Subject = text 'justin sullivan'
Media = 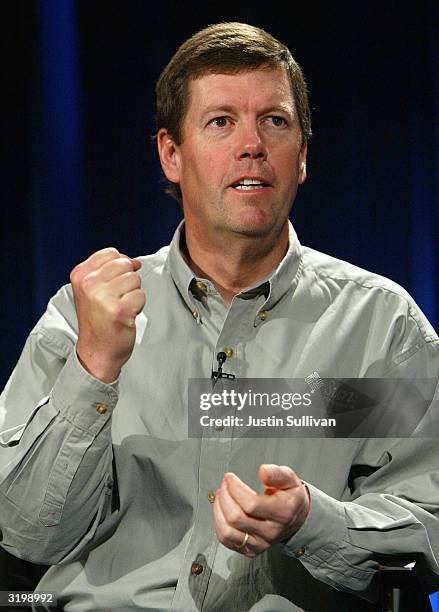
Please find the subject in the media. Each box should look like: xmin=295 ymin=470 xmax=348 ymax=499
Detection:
xmin=199 ymin=415 xmax=337 ymax=428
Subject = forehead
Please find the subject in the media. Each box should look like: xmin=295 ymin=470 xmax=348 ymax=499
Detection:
xmin=186 ymin=67 xmax=295 ymax=114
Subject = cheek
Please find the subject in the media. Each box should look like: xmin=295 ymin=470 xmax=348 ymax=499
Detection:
xmin=203 ymin=152 xmax=224 ymax=177
xmin=277 ymin=152 xmax=302 ymax=182
xmin=192 ymin=157 xmax=224 ymax=192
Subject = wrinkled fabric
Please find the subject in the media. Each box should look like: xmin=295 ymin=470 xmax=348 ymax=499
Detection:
xmin=0 ymin=223 xmax=438 ymax=611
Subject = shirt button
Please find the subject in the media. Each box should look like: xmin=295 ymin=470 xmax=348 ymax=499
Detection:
xmin=196 ymin=280 xmax=207 ymax=292
xmin=191 ymin=309 xmax=199 ymax=319
xmin=214 ymin=423 xmax=224 ymax=432
xmin=191 ymin=562 xmax=204 ymax=576
xmin=258 ymin=310 xmax=268 ymax=321
xmin=295 ymin=546 xmax=306 ymax=557
xmin=95 ymin=403 xmax=108 ymax=414
xmin=223 ymin=347 xmax=234 ymax=358
xmin=207 ymin=490 xmax=216 ymax=503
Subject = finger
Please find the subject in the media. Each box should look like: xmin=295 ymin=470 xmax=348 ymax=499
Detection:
xmin=224 ymin=472 xmax=268 ymax=519
xmin=120 ymin=289 xmax=146 ymax=317
xmin=259 ymin=464 xmax=301 ymax=491
xmin=218 ymin=478 xmax=279 ymax=543
xmin=71 ymin=249 xmax=126 ymax=286
xmin=79 ymin=248 xmax=122 ymax=274
xmin=98 ymin=256 xmax=138 ymax=282
xmin=223 ymin=472 xmax=258 ymax=501
xmin=213 ymin=492 xmax=258 ymax=557
xmin=217 ymin=478 xmax=264 ymax=532
xmin=225 ymin=472 xmax=301 ymax=523
xmin=107 ymin=271 xmax=141 ymax=297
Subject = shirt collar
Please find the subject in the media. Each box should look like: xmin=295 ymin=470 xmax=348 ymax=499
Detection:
xmin=166 ymin=220 xmax=303 ymax=313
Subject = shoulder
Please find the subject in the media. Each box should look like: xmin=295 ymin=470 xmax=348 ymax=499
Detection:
xmin=302 ymin=245 xmax=409 ymax=295
xmin=299 ymin=245 xmax=437 ymax=344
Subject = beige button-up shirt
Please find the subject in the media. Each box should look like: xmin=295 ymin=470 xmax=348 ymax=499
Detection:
xmin=0 ymin=223 xmax=438 ymax=611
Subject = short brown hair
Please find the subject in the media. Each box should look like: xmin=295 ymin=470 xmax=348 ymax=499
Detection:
xmin=155 ymin=22 xmax=312 ymax=202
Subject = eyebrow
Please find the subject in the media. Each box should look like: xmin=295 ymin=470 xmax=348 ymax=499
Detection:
xmin=200 ymin=103 xmax=295 ymax=119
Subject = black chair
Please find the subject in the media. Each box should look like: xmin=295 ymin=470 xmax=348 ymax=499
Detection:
xmin=378 ymin=563 xmax=433 ymax=611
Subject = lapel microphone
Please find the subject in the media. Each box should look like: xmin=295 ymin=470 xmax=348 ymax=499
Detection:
xmin=211 ymin=351 xmax=236 ymax=385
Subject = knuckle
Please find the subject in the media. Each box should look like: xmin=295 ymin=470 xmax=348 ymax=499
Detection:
xmin=81 ymin=273 xmax=97 ymax=292
xmin=105 ymin=258 xmax=128 ymax=274
xmin=227 ymin=508 xmax=242 ymax=527
xmin=284 ymin=496 xmax=297 ymax=518
xmin=217 ymin=530 xmax=229 ymax=546
xmin=243 ymin=498 xmax=258 ymax=516
xmin=117 ymin=257 xmax=133 ymax=268
xmin=135 ymin=293 xmax=146 ymax=312
xmin=220 ymin=524 xmax=235 ymax=543
xmin=98 ymin=247 xmax=120 ymax=257
xmin=86 ymin=247 xmax=119 ymax=267
xmin=126 ymin=271 xmax=141 ymax=285
xmin=70 ymin=270 xmax=78 ymax=285
xmin=258 ymin=540 xmax=271 ymax=552
xmin=108 ymin=301 xmax=124 ymax=320
xmin=70 ymin=263 xmax=83 ymax=284
xmin=264 ymin=525 xmax=280 ymax=543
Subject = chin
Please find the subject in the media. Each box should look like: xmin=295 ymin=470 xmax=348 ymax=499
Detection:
xmin=227 ymin=209 xmax=284 ymax=238
xmin=228 ymin=219 xmax=278 ymax=239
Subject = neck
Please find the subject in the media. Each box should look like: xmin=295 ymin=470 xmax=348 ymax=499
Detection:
xmin=182 ymin=223 xmax=289 ymax=305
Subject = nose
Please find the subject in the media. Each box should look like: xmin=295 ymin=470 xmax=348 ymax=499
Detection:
xmin=234 ymin=122 xmax=267 ymax=161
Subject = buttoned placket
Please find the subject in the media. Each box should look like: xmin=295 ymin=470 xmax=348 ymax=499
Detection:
xmin=172 ymin=284 xmax=271 ymax=611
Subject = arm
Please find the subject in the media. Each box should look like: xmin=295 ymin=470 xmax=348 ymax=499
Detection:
xmin=0 ymin=249 xmax=145 ymax=564
xmin=281 ymin=343 xmax=439 ymax=598
xmin=0 ymin=341 xmax=116 ymax=564
xmin=214 ymin=439 xmax=439 ymax=602
xmin=282 ymin=437 xmax=439 ymax=598
xmin=214 ymin=343 xmax=439 ymax=600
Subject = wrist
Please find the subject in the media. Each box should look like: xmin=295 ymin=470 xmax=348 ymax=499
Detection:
xmin=76 ymin=345 xmax=122 ymax=384
xmin=283 ymin=482 xmax=311 ymax=541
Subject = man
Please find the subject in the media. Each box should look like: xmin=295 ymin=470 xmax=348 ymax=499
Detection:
xmin=1 ymin=22 xmax=438 ymax=612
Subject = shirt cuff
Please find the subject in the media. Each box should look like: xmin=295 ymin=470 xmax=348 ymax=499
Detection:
xmin=281 ymin=482 xmax=347 ymax=560
xmin=50 ymin=350 xmax=119 ymax=436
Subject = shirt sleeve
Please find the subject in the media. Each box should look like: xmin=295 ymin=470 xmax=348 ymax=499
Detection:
xmin=281 ymin=340 xmax=439 ymax=601
xmin=0 ymin=286 xmax=117 ymax=564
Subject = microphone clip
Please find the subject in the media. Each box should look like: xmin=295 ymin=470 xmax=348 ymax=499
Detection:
xmin=211 ymin=351 xmax=236 ymax=384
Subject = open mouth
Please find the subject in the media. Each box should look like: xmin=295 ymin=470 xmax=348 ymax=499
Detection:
xmin=231 ymin=178 xmax=271 ymax=191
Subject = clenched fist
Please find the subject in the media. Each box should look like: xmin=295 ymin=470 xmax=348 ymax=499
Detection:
xmin=70 ymin=248 xmax=146 ymax=383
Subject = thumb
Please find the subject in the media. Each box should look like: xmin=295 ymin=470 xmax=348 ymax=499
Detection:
xmin=258 ymin=464 xmax=301 ymax=491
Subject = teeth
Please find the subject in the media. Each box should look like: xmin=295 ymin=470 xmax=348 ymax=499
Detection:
xmin=235 ymin=184 xmax=264 ymax=190
xmin=234 ymin=178 xmax=265 ymax=190
xmin=241 ymin=178 xmax=262 ymax=185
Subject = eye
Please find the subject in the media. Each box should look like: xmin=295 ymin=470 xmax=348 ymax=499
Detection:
xmin=208 ymin=116 xmax=229 ymax=128
xmin=266 ymin=116 xmax=287 ymax=127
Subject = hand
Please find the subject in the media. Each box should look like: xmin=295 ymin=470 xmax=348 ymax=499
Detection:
xmin=70 ymin=248 xmax=146 ymax=383
xmin=213 ymin=464 xmax=310 ymax=558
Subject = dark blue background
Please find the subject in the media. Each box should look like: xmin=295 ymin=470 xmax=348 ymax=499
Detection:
xmin=3 ymin=1 xmax=438 ymax=387
xmin=2 ymin=2 xmax=439 ymax=606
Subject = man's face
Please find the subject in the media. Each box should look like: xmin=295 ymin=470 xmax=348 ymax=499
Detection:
xmin=158 ymin=66 xmax=307 ymax=242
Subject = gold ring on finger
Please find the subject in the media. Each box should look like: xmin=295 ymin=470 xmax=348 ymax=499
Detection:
xmin=236 ymin=532 xmax=249 ymax=550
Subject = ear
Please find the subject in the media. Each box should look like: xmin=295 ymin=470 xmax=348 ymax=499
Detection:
xmin=157 ymin=128 xmax=181 ymax=183
xmin=298 ymin=141 xmax=307 ymax=185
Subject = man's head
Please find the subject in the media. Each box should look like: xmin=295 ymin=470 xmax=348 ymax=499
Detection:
xmin=156 ymin=22 xmax=311 ymax=203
